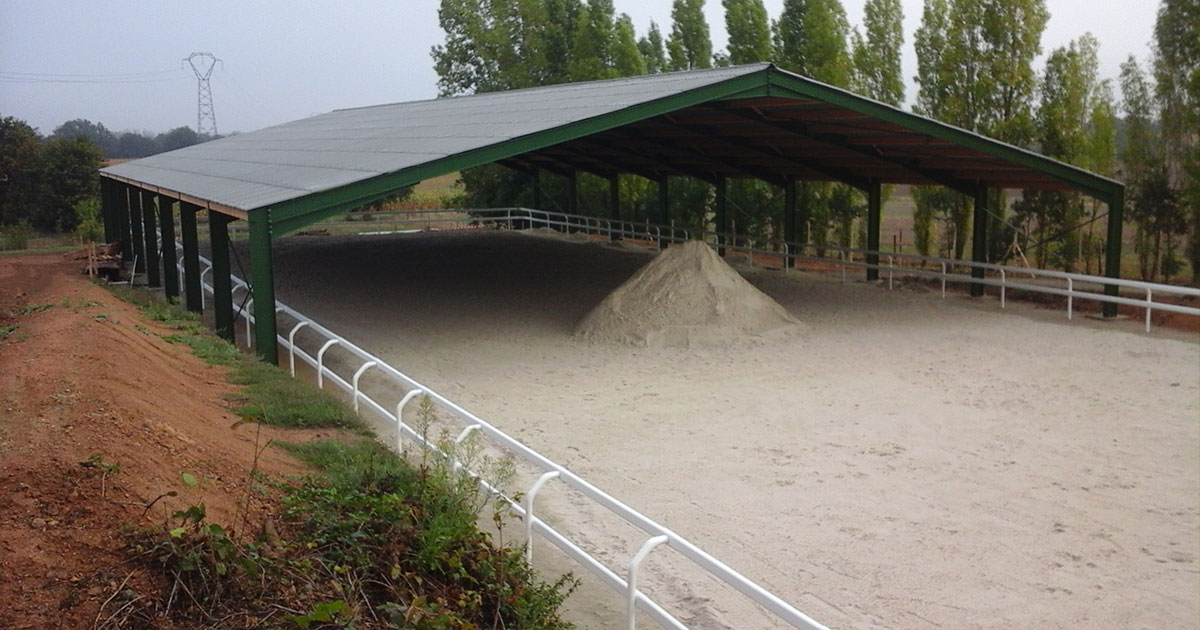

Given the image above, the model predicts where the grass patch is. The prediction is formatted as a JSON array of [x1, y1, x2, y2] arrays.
[[0, 324, 18, 339], [228, 360, 362, 430], [16, 302, 53, 315], [162, 332, 242, 366]]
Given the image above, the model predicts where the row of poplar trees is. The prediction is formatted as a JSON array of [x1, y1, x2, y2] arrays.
[[432, 0, 1199, 283]]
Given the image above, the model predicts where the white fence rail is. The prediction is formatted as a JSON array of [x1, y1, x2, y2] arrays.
[[486, 207, 1199, 332], [185, 255, 828, 630]]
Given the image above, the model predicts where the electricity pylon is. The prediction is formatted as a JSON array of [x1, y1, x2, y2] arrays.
[[183, 52, 222, 137]]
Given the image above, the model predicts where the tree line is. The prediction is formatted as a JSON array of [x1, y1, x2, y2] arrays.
[[0, 116, 213, 239], [432, 0, 1198, 283]]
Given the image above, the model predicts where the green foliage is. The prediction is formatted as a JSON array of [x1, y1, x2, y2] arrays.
[[228, 359, 364, 430], [2, 220, 33, 250], [667, 0, 713, 71], [568, 0, 618, 81], [74, 198, 103, 242], [0, 117, 44, 227], [38, 136, 102, 232], [773, 0, 852, 87], [723, 0, 772, 65], [612, 14, 648, 77], [850, 0, 904, 106], [638, 21, 667, 73]]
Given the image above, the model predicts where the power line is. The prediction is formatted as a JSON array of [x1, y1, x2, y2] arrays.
[[183, 52, 222, 137]]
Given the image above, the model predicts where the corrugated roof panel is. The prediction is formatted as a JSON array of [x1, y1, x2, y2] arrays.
[[103, 64, 769, 211]]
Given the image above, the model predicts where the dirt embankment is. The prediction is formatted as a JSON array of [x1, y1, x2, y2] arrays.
[[0, 254, 321, 629]]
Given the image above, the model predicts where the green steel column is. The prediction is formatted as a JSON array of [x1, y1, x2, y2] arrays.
[[129, 187, 145, 273], [179, 202, 203, 313], [609, 175, 621, 241], [796, 181, 811, 247], [783, 177, 797, 268], [866, 179, 882, 281], [531, 169, 542, 210], [1102, 188, 1125, 317], [116, 184, 132, 261], [158, 194, 180, 300], [657, 177, 670, 247], [249, 209, 278, 364], [209, 212, 235, 341], [140, 190, 161, 288], [970, 186, 988, 297], [715, 177, 728, 256]]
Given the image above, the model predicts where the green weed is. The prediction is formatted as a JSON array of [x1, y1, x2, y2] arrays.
[[16, 302, 53, 315], [228, 360, 363, 430], [0, 324, 18, 339]]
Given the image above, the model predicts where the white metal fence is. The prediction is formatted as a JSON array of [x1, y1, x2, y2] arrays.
[[185, 255, 829, 630]]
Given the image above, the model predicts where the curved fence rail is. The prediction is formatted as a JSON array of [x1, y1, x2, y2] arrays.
[[185, 255, 829, 630]]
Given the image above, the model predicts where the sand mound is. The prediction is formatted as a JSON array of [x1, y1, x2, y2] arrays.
[[575, 240, 803, 347]]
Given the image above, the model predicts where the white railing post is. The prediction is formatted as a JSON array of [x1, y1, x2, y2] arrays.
[[1067, 278, 1074, 320], [1145, 288, 1153, 332], [841, 250, 847, 284], [887, 255, 894, 290], [524, 470, 561, 563], [315, 339, 340, 388], [627, 535, 670, 630], [941, 262, 947, 298], [351, 361, 378, 414], [287, 321, 310, 376], [1000, 269, 1007, 308], [394, 389, 424, 453]]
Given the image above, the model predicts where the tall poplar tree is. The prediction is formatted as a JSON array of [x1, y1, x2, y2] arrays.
[[850, 0, 904, 106], [723, 0, 772, 66], [638, 21, 668, 73], [1153, 0, 1200, 282], [569, 0, 618, 80], [667, 0, 714, 70], [613, 14, 648, 77]]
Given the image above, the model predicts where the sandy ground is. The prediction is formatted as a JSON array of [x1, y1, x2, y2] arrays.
[[256, 229, 1199, 630]]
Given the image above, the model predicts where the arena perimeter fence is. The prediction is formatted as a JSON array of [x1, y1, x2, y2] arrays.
[[185, 253, 831, 630], [176, 208, 1196, 629]]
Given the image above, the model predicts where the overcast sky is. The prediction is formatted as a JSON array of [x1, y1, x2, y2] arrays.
[[0, 0, 1159, 137]]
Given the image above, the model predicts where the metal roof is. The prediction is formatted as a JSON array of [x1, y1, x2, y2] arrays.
[[102, 63, 1122, 234]]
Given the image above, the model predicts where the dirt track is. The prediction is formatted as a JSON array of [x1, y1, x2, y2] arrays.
[[258, 229, 1200, 630]]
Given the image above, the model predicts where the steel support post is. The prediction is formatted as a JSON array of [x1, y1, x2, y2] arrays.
[[249, 209, 279, 364], [970, 186, 988, 297], [796, 181, 811, 247], [783, 177, 797, 268], [657, 177, 670, 248], [116, 183, 132, 261], [1102, 188, 1125, 317], [209, 212, 235, 341], [129, 187, 145, 272], [158, 194, 180, 300], [715, 177, 728, 256], [179, 202, 204, 313], [609, 175, 621, 241], [140, 189, 161, 288], [866, 179, 882, 281]]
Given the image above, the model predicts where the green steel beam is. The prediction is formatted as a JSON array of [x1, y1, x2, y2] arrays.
[[658, 177, 670, 248], [129, 186, 145, 272], [715, 177, 728, 256], [1102, 188, 1125, 317], [179, 202, 203, 313], [265, 71, 774, 230], [784, 177, 797, 268], [158, 194, 180, 300], [713, 104, 977, 196], [970, 186, 988, 297], [796, 181, 811, 246], [140, 189, 161, 288], [209, 212, 235, 342], [608, 175, 621, 241], [763, 67, 1124, 201], [116, 182, 131, 261], [249, 209, 278, 364], [532, 169, 542, 210], [866, 180, 881, 281]]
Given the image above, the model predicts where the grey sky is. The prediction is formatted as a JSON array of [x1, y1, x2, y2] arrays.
[[0, 0, 1158, 137]]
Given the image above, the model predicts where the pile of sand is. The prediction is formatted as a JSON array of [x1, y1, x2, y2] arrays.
[[575, 240, 803, 347]]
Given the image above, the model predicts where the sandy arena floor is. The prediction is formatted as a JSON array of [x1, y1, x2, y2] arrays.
[[252, 229, 1198, 630]]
